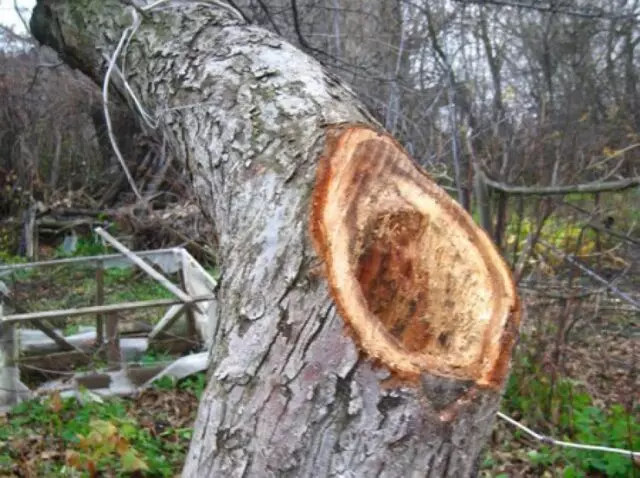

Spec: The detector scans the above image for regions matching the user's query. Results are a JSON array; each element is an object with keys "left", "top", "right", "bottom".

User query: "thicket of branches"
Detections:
[
  {"left": 0, "top": 28, "right": 195, "bottom": 254},
  {"left": 5, "top": 0, "right": 637, "bottom": 246},
  {"left": 2, "top": 1, "right": 639, "bottom": 219}
]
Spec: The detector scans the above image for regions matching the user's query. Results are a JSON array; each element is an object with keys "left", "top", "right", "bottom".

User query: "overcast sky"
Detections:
[{"left": 0, "top": 0, "right": 35, "bottom": 34}]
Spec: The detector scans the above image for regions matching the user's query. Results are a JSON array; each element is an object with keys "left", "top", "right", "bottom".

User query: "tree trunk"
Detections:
[{"left": 30, "top": 2, "right": 521, "bottom": 477}]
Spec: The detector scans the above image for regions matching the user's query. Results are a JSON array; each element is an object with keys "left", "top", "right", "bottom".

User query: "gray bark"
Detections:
[{"left": 30, "top": 1, "right": 512, "bottom": 476}]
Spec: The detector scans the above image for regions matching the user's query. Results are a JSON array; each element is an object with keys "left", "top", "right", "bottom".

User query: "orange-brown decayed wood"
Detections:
[{"left": 310, "top": 124, "right": 521, "bottom": 389}]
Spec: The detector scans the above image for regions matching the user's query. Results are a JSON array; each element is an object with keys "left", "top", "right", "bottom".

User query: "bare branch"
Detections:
[
  {"left": 453, "top": 0, "right": 638, "bottom": 20},
  {"left": 538, "top": 240, "right": 640, "bottom": 310},
  {"left": 481, "top": 172, "right": 640, "bottom": 196},
  {"left": 13, "top": 0, "right": 31, "bottom": 34}
]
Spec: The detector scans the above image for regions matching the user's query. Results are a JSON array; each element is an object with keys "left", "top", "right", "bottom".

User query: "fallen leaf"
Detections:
[{"left": 121, "top": 449, "right": 149, "bottom": 472}]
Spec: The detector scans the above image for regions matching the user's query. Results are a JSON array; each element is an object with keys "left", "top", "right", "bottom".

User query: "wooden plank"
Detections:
[
  {"left": 127, "top": 365, "right": 167, "bottom": 386},
  {"left": 96, "top": 260, "right": 104, "bottom": 346},
  {"left": 19, "top": 350, "right": 92, "bottom": 374},
  {"left": 0, "top": 305, "right": 31, "bottom": 405},
  {"left": 147, "top": 337, "right": 196, "bottom": 355},
  {"left": 23, "top": 203, "right": 37, "bottom": 261},
  {"left": 30, "top": 319, "right": 88, "bottom": 355},
  {"left": 179, "top": 249, "right": 217, "bottom": 347},
  {"left": 148, "top": 304, "right": 185, "bottom": 341},
  {"left": 1, "top": 295, "right": 214, "bottom": 323},
  {"left": 105, "top": 311, "right": 120, "bottom": 370},
  {"left": 0, "top": 304, "right": 16, "bottom": 404},
  {"left": 0, "top": 248, "right": 177, "bottom": 273},
  {"left": 179, "top": 269, "right": 198, "bottom": 345},
  {"left": 0, "top": 293, "right": 88, "bottom": 357},
  {"left": 94, "top": 228, "right": 196, "bottom": 307}
]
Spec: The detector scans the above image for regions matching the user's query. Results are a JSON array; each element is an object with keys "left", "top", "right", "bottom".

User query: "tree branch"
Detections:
[
  {"left": 481, "top": 172, "right": 640, "bottom": 196},
  {"left": 453, "top": 0, "right": 638, "bottom": 20}
]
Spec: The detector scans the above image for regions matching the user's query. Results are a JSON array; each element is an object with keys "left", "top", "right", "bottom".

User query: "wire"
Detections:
[
  {"left": 497, "top": 412, "right": 640, "bottom": 458},
  {"left": 102, "top": 7, "right": 143, "bottom": 201}
]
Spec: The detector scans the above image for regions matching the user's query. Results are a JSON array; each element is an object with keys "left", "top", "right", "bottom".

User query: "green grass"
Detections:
[
  {"left": 2, "top": 232, "right": 218, "bottom": 320},
  {"left": 0, "top": 373, "right": 206, "bottom": 477},
  {"left": 1, "top": 233, "right": 216, "bottom": 475},
  {"left": 2, "top": 247, "right": 189, "bottom": 333}
]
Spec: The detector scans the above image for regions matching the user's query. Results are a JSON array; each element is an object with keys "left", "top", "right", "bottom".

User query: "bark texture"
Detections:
[{"left": 30, "top": 2, "right": 520, "bottom": 477}]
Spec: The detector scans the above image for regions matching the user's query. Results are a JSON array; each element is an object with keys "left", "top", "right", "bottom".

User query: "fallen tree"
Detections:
[{"left": 30, "top": 1, "right": 521, "bottom": 476}]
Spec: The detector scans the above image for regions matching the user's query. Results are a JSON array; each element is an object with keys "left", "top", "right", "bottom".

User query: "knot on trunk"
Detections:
[{"left": 310, "top": 124, "right": 520, "bottom": 389}]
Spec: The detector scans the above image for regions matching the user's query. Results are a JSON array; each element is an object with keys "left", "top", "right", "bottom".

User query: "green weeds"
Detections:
[
  {"left": 494, "top": 349, "right": 639, "bottom": 477},
  {"left": 0, "top": 373, "right": 206, "bottom": 477}
]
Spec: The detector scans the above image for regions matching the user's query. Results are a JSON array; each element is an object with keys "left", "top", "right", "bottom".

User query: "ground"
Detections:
[
  {"left": 0, "top": 325, "right": 637, "bottom": 477},
  {"left": 0, "top": 374, "right": 204, "bottom": 477},
  {"left": 481, "top": 326, "right": 639, "bottom": 477}
]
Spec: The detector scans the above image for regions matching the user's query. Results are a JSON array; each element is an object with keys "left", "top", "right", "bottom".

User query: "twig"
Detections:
[
  {"left": 538, "top": 240, "right": 640, "bottom": 310},
  {"left": 102, "top": 10, "right": 143, "bottom": 201},
  {"left": 12, "top": 0, "right": 31, "bottom": 34},
  {"left": 561, "top": 202, "right": 640, "bottom": 246},
  {"left": 481, "top": 170, "right": 640, "bottom": 196},
  {"left": 453, "top": 0, "right": 638, "bottom": 21}
]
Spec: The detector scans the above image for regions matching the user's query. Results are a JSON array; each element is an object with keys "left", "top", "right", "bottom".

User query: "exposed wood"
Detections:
[{"left": 310, "top": 125, "right": 520, "bottom": 388}]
